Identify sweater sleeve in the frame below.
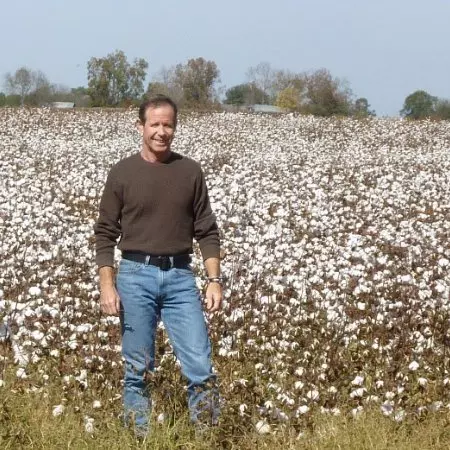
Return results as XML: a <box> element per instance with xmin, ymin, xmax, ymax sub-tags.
<box><xmin>193</xmin><ymin>169</ymin><xmax>220</xmax><ymax>260</ymax></box>
<box><xmin>93</xmin><ymin>167</ymin><xmax>123</xmax><ymax>268</ymax></box>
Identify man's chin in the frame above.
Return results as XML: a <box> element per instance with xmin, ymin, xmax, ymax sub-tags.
<box><xmin>151</xmin><ymin>146</ymin><xmax>170</xmax><ymax>153</ymax></box>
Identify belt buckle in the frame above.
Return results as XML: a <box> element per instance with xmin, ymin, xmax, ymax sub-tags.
<box><xmin>159</xmin><ymin>256</ymin><xmax>171</xmax><ymax>271</ymax></box>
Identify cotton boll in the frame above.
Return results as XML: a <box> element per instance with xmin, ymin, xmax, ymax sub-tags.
<box><xmin>381</xmin><ymin>402</ymin><xmax>393</xmax><ymax>416</ymax></box>
<box><xmin>52</xmin><ymin>405</ymin><xmax>64</xmax><ymax>416</ymax></box>
<box><xmin>351</xmin><ymin>375</ymin><xmax>364</xmax><ymax>386</ymax></box>
<box><xmin>438</xmin><ymin>258</ymin><xmax>449</xmax><ymax>267</ymax></box>
<box><xmin>255</xmin><ymin>420</ymin><xmax>271</xmax><ymax>434</ymax></box>
<box><xmin>351</xmin><ymin>406</ymin><xmax>364</xmax><ymax>418</ymax></box>
<box><xmin>350</xmin><ymin>388</ymin><xmax>366</xmax><ymax>398</ymax></box>
<box><xmin>84</xmin><ymin>416</ymin><xmax>94</xmax><ymax>433</ymax></box>
<box><xmin>418</xmin><ymin>377</ymin><xmax>427</xmax><ymax>387</ymax></box>
<box><xmin>28</xmin><ymin>286</ymin><xmax>41</xmax><ymax>296</ymax></box>
<box><xmin>16</xmin><ymin>367</ymin><xmax>27</xmax><ymax>379</ymax></box>
<box><xmin>306</xmin><ymin>390</ymin><xmax>319</xmax><ymax>401</ymax></box>
<box><xmin>297</xmin><ymin>405</ymin><xmax>310</xmax><ymax>415</ymax></box>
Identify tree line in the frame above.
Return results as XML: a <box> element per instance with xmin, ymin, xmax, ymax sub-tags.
<box><xmin>2</xmin><ymin>49</ymin><xmax>450</xmax><ymax>119</ymax></box>
<box><xmin>0</xmin><ymin>68</ymin><xmax>91</xmax><ymax>108</ymax></box>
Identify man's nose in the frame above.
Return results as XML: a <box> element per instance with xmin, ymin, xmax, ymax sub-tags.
<box><xmin>156</xmin><ymin>125</ymin><xmax>167</xmax><ymax>135</ymax></box>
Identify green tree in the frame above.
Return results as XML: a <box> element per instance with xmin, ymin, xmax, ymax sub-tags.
<box><xmin>246</xmin><ymin>62</ymin><xmax>276</xmax><ymax>102</ymax></box>
<box><xmin>400</xmin><ymin>90</ymin><xmax>437</xmax><ymax>119</ymax></box>
<box><xmin>4</xmin><ymin>94</ymin><xmax>21</xmax><ymax>106</ymax></box>
<box><xmin>128</xmin><ymin>59</ymin><xmax>149</xmax><ymax>101</ymax></box>
<box><xmin>145</xmin><ymin>66</ymin><xmax>184</xmax><ymax>104</ymax></box>
<box><xmin>3</xmin><ymin>67</ymin><xmax>56</xmax><ymax>106</ymax></box>
<box><xmin>174</xmin><ymin>57</ymin><xmax>220</xmax><ymax>106</ymax></box>
<box><xmin>87</xmin><ymin>50</ymin><xmax>148</xmax><ymax>106</ymax></box>
<box><xmin>303</xmin><ymin>68</ymin><xmax>352</xmax><ymax>116</ymax></box>
<box><xmin>70</xmin><ymin>86</ymin><xmax>91</xmax><ymax>107</ymax></box>
<box><xmin>146</xmin><ymin>81</ymin><xmax>172</xmax><ymax>98</ymax></box>
<box><xmin>4</xmin><ymin>67</ymin><xmax>34</xmax><ymax>106</ymax></box>
<box><xmin>0</xmin><ymin>92</ymin><xmax>5</xmax><ymax>107</ymax></box>
<box><xmin>353</xmin><ymin>97</ymin><xmax>376</xmax><ymax>117</ymax></box>
<box><xmin>25</xmin><ymin>71</ymin><xmax>52</xmax><ymax>105</ymax></box>
<box><xmin>224</xmin><ymin>83</ymin><xmax>268</xmax><ymax>105</ymax></box>
<box><xmin>71</xmin><ymin>86</ymin><xmax>89</xmax><ymax>96</ymax></box>
<box><xmin>434</xmin><ymin>99</ymin><xmax>450</xmax><ymax>120</ymax></box>
<box><xmin>275</xmin><ymin>86</ymin><xmax>301</xmax><ymax>110</ymax></box>
<box><xmin>271</xmin><ymin>70</ymin><xmax>305</xmax><ymax>102</ymax></box>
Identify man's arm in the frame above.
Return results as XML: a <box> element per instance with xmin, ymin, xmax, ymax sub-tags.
<box><xmin>192</xmin><ymin>167</ymin><xmax>222</xmax><ymax>312</ymax></box>
<box><xmin>98</xmin><ymin>266</ymin><xmax>120</xmax><ymax>315</ymax></box>
<box><xmin>204</xmin><ymin>257</ymin><xmax>222</xmax><ymax>313</ymax></box>
<box><xmin>94</xmin><ymin>167</ymin><xmax>122</xmax><ymax>315</ymax></box>
<box><xmin>94</xmin><ymin>167</ymin><xmax>123</xmax><ymax>268</ymax></box>
<box><xmin>193</xmin><ymin>169</ymin><xmax>220</xmax><ymax>261</ymax></box>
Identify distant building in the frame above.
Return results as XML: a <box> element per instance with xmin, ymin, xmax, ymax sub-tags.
<box><xmin>221</xmin><ymin>103</ymin><xmax>286</xmax><ymax>114</ymax></box>
<box><xmin>51</xmin><ymin>102</ymin><xmax>75</xmax><ymax>109</ymax></box>
<box><xmin>248</xmin><ymin>104</ymin><xmax>286</xmax><ymax>114</ymax></box>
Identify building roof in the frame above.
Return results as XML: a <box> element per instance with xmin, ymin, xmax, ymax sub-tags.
<box><xmin>249</xmin><ymin>104</ymin><xmax>286</xmax><ymax>113</ymax></box>
<box><xmin>51</xmin><ymin>102</ymin><xmax>75</xmax><ymax>109</ymax></box>
<box><xmin>221</xmin><ymin>103</ymin><xmax>286</xmax><ymax>113</ymax></box>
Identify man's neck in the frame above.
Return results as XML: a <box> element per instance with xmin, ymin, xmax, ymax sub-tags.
<box><xmin>140</xmin><ymin>148</ymin><xmax>172</xmax><ymax>164</ymax></box>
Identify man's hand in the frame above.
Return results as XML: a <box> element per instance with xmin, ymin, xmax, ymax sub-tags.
<box><xmin>100</xmin><ymin>285</ymin><xmax>121</xmax><ymax>315</ymax></box>
<box><xmin>205</xmin><ymin>281</ymin><xmax>222</xmax><ymax>312</ymax></box>
<box><xmin>204</xmin><ymin>257</ymin><xmax>222</xmax><ymax>313</ymax></box>
<box><xmin>98</xmin><ymin>266</ymin><xmax>120</xmax><ymax>315</ymax></box>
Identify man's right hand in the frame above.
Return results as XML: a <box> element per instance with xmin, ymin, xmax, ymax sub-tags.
<box><xmin>98</xmin><ymin>266</ymin><xmax>120</xmax><ymax>315</ymax></box>
<box><xmin>100</xmin><ymin>285</ymin><xmax>120</xmax><ymax>315</ymax></box>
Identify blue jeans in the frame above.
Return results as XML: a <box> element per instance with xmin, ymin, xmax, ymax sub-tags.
<box><xmin>116</xmin><ymin>258</ymin><xmax>219</xmax><ymax>432</ymax></box>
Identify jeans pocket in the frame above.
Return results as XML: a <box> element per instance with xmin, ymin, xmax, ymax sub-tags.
<box><xmin>118</xmin><ymin>259</ymin><xmax>143</xmax><ymax>274</ymax></box>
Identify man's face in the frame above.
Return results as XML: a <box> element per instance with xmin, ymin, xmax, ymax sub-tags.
<box><xmin>139</xmin><ymin>104</ymin><xmax>176</xmax><ymax>156</ymax></box>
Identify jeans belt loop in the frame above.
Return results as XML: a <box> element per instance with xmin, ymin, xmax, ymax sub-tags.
<box><xmin>145</xmin><ymin>255</ymin><xmax>151</xmax><ymax>265</ymax></box>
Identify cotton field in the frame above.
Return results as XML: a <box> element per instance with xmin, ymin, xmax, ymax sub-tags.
<box><xmin>1</xmin><ymin>108</ymin><xmax>450</xmax><ymax>433</ymax></box>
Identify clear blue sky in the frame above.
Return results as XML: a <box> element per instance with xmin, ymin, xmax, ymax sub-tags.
<box><xmin>1</xmin><ymin>0</ymin><xmax>448</xmax><ymax>116</ymax></box>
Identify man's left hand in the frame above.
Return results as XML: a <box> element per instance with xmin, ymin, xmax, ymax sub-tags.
<box><xmin>205</xmin><ymin>282</ymin><xmax>222</xmax><ymax>312</ymax></box>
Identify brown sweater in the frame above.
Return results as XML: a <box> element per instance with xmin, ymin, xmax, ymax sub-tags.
<box><xmin>94</xmin><ymin>152</ymin><xmax>220</xmax><ymax>267</ymax></box>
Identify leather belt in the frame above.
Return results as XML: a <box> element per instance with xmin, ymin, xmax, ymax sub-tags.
<box><xmin>122</xmin><ymin>252</ymin><xmax>191</xmax><ymax>270</ymax></box>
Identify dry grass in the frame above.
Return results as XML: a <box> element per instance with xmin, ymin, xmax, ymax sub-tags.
<box><xmin>1</xmin><ymin>365</ymin><xmax>450</xmax><ymax>450</ymax></box>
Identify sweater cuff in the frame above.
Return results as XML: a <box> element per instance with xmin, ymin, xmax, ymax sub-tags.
<box><xmin>200</xmin><ymin>243</ymin><xmax>220</xmax><ymax>261</ymax></box>
<box><xmin>96</xmin><ymin>252</ymin><xmax>115</xmax><ymax>269</ymax></box>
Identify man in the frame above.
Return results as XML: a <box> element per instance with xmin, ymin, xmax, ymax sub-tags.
<box><xmin>94</xmin><ymin>95</ymin><xmax>222</xmax><ymax>433</ymax></box>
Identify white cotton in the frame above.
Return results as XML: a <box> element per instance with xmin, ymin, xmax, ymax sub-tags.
<box><xmin>52</xmin><ymin>404</ymin><xmax>64</xmax><ymax>416</ymax></box>
<box><xmin>16</xmin><ymin>367</ymin><xmax>27</xmax><ymax>379</ymax></box>
<box><xmin>351</xmin><ymin>375</ymin><xmax>364</xmax><ymax>386</ymax></box>
<box><xmin>255</xmin><ymin>420</ymin><xmax>271</xmax><ymax>434</ymax></box>
<box><xmin>297</xmin><ymin>405</ymin><xmax>310</xmax><ymax>415</ymax></box>
<box><xmin>84</xmin><ymin>416</ymin><xmax>94</xmax><ymax>433</ymax></box>
<box><xmin>28</xmin><ymin>286</ymin><xmax>41</xmax><ymax>296</ymax></box>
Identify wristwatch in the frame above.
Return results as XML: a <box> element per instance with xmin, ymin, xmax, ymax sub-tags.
<box><xmin>207</xmin><ymin>276</ymin><xmax>224</xmax><ymax>285</ymax></box>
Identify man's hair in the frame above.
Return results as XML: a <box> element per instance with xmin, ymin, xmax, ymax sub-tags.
<box><xmin>138</xmin><ymin>95</ymin><xmax>178</xmax><ymax>126</ymax></box>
